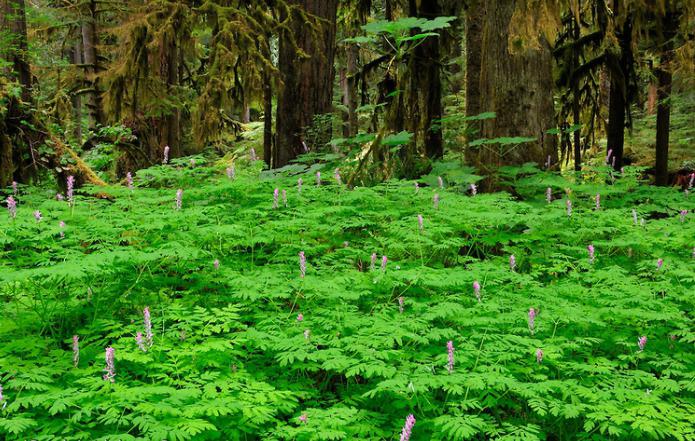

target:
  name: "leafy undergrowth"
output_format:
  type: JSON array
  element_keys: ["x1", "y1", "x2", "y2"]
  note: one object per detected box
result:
[{"x1": 0, "y1": 159, "x2": 694, "y2": 441}]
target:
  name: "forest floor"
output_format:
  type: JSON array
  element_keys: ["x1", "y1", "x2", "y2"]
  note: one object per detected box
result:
[{"x1": 0, "y1": 155, "x2": 694, "y2": 440}]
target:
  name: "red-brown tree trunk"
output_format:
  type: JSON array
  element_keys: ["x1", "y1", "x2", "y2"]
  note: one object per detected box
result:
[{"x1": 274, "y1": 0, "x2": 338, "y2": 168}]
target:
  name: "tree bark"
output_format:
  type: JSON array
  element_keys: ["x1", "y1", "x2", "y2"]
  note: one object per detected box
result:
[
  {"x1": 81, "y1": 0, "x2": 103, "y2": 129},
  {"x1": 416, "y1": 0, "x2": 443, "y2": 160},
  {"x1": 274, "y1": 0, "x2": 338, "y2": 168},
  {"x1": 263, "y1": 73, "x2": 273, "y2": 168},
  {"x1": 654, "y1": 8, "x2": 677, "y2": 186},
  {"x1": 72, "y1": 40, "x2": 84, "y2": 144},
  {"x1": 467, "y1": 0, "x2": 556, "y2": 187},
  {"x1": 464, "y1": 0, "x2": 483, "y2": 149}
]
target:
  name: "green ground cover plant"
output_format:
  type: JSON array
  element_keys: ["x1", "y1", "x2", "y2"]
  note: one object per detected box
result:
[{"x1": 0, "y1": 158, "x2": 694, "y2": 440}]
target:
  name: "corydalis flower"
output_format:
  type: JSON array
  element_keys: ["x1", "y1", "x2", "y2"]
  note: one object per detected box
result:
[
  {"x1": 473, "y1": 280, "x2": 481, "y2": 302},
  {"x1": 595, "y1": 193, "x2": 600, "y2": 210},
  {"x1": 446, "y1": 341, "x2": 455, "y2": 373},
  {"x1": 400, "y1": 414, "x2": 416, "y2": 441},
  {"x1": 299, "y1": 413, "x2": 308, "y2": 424},
  {"x1": 546, "y1": 187, "x2": 552, "y2": 203},
  {"x1": 226, "y1": 166, "x2": 235, "y2": 179},
  {"x1": 509, "y1": 254, "x2": 516, "y2": 271},
  {"x1": 398, "y1": 296, "x2": 404, "y2": 313},
  {"x1": 143, "y1": 307, "x2": 153, "y2": 348},
  {"x1": 126, "y1": 172, "x2": 134, "y2": 190},
  {"x1": 587, "y1": 244, "x2": 595, "y2": 264},
  {"x1": 103, "y1": 347, "x2": 115, "y2": 382},
  {"x1": 175, "y1": 189, "x2": 183, "y2": 210},
  {"x1": 433, "y1": 193, "x2": 440, "y2": 209},
  {"x1": 536, "y1": 348, "x2": 543, "y2": 364},
  {"x1": 316, "y1": 171, "x2": 321, "y2": 186},
  {"x1": 282, "y1": 189, "x2": 287, "y2": 207},
  {"x1": 163, "y1": 145, "x2": 170, "y2": 164},
  {"x1": 437, "y1": 176, "x2": 444, "y2": 189},
  {"x1": 56, "y1": 193, "x2": 64, "y2": 201},
  {"x1": 606, "y1": 149, "x2": 613, "y2": 164},
  {"x1": 637, "y1": 335, "x2": 647, "y2": 351},
  {"x1": 381, "y1": 255, "x2": 387, "y2": 272},
  {"x1": 6, "y1": 196, "x2": 16, "y2": 219},
  {"x1": 213, "y1": 259, "x2": 220, "y2": 270},
  {"x1": 334, "y1": 168, "x2": 342, "y2": 185},
  {"x1": 299, "y1": 251, "x2": 306, "y2": 278},
  {"x1": 566, "y1": 199, "x2": 572, "y2": 217},
  {"x1": 679, "y1": 210, "x2": 688, "y2": 223},
  {"x1": 67, "y1": 175, "x2": 75, "y2": 206},
  {"x1": 656, "y1": 258, "x2": 663, "y2": 270},
  {"x1": 136, "y1": 332, "x2": 147, "y2": 352},
  {"x1": 297, "y1": 313, "x2": 303, "y2": 322},
  {"x1": 11, "y1": 180, "x2": 17, "y2": 196},
  {"x1": 470, "y1": 183, "x2": 477, "y2": 196},
  {"x1": 33, "y1": 210, "x2": 42, "y2": 222},
  {"x1": 273, "y1": 188, "x2": 279, "y2": 209},
  {"x1": 370, "y1": 253, "x2": 377, "y2": 271},
  {"x1": 59, "y1": 221, "x2": 65, "y2": 238},
  {"x1": 528, "y1": 307, "x2": 537, "y2": 334},
  {"x1": 72, "y1": 335, "x2": 79, "y2": 368},
  {"x1": 417, "y1": 214, "x2": 424, "y2": 232},
  {"x1": 297, "y1": 178, "x2": 303, "y2": 193}
]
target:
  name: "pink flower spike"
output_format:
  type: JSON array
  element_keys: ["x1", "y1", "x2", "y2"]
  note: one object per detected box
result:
[
  {"x1": 33, "y1": 210, "x2": 42, "y2": 222},
  {"x1": 595, "y1": 193, "x2": 600, "y2": 210},
  {"x1": 417, "y1": 214, "x2": 424, "y2": 232},
  {"x1": 72, "y1": 335, "x2": 79, "y2": 368},
  {"x1": 566, "y1": 199, "x2": 572, "y2": 217},
  {"x1": 226, "y1": 166, "x2": 235, "y2": 179},
  {"x1": 282, "y1": 189, "x2": 287, "y2": 207},
  {"x1": 446, "y1": 341, "x2": 455, "y2": 373},
  {"x1": 11, "y1": 180, "x2": 17, "y2": 196},
  {"x1": 316, "y1": 171, "x2": 321, "y2": 186},
  {"x1": 587, "y1": 244, "x2": 595, "y2": 264},
  {"x1": 67, "y1": 175, "x2": 75, "y2": 205},
  {"x1": 163, "y1": 145, "x2": 170, "y2": 164},
  {"x1": 136, "y1": 332, "x2": 147, "y2": 352},
  {"x1": 536, "y1": 348, "x2": 543, "y2": 364},
  {"x1": 370, "y1": 253, "x2": 377, "y2": 271},
  {"x1": 213, "y1": 259, "x2": 220, "y2": 270},
  {"x1": 546, "y1": 187, "x2": 552, "y2": 203},
  {"x1": 400, "y1": 414, "x2": 416, "y2": 441},
  {"x1": 175, "y1": 189, "x2": 183, "y2": 210},
  {"x1": 297, "y1": 313, "x2": 303, "y2": 322},
  {"x1": 143, "y1": 307, "x2": 153, "y2": 348},
  {"x1": 473, "y1": 280, "x2": 481, "y2": 302},
  {"x1": 59, "y1": 221, "x2": 66, "y2": 238},
  {"x1": 56, "y1": 193, "x2": 64, "y2": 201},
  {"x1": 381, "y1": 255, "x2": 387, "y2": 272},
  {"x1": 6, "y1": 196, "x2": 17, "y2": 219},
  {"x1": 656, "y1": 258, "x2": 663, "y2": 270},
  {"x1": 103, "y1": 347, "x2": 115, "y2": 382},
  {"x1": 637, "y1": 335, "x2": 647, "y2": 351},
  {"x1": 334, "y1": 168, "x2": 342, "y2": 185},
  {"x1": 433, "y1": 193, "x2": 439, "y2": 209},
  {"x1": 510, "y1": 254, "x2": 516, "y2": 271},
  {"x1": 679, "y1": 210, "x2": 688, "y2": 223},
  {"x1": 273, "y1": 188, "x2": 279, "y2": 209},
  {"x1": 528, "y1": 307, "x2": 537, "y2": 334},
  {"x1": 398, "y1": 296, "x2": 404, "y2": 313},
  {"x1": 126, "y1": 172, "x2": 134, "y2": 190},
  {"x1": 299, "y1": 413, "x2": 308, "y2": 424},
  {"x1": 299, "y1": 251, "x2": 306, "y2": 278},
  {"x1": 470, "y1": 183, "x2": 477, "y2": 196}
]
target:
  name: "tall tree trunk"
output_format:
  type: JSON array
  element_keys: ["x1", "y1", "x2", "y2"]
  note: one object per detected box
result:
[
  {"x1": 81, "y1": 0, "x2": 103, "y2": 130},
  {"x1": 274, "y1": 0, "x2": 338, "y2": 168},
  {"x1": 464, "y1": 0, "x2": 483, "y2": 150},
  {"x1": 571, "y1": 14, "x2": 581, "y2": 171},
  {"x1": 605, "y1": 5, "x2": 632, "y2": 171},
  {"x1": 72, "y1": 40, "x2": 84, "y2": 144},
  {"x1": 163, "y1": 38, "x2": 181, "y2": 158},
  {"x1": 263, "y1": 73, "x2": 273, "y2": 168},
  {"x1": 467, "y1": 0, "x2": 556, "y2": 187},
  {"x1": 417, "y1": 0, "x2": 443, "y2": 160},
  {"x1": 0, "y1": 0, "x2": 33, "y2": 185},
  {"x1": 654, "y1": 8, "x2": 677, "y2": 186}
]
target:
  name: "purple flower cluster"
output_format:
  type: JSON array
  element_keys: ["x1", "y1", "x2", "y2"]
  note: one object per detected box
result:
[
  {"x1": 11, "y1": 181, "x2": 17, "y2": 196},
  {"x1": 637, "y1": 335, "x2": 647, "y2": 351},
  {"x1": 103, "y1": 347, "x2": 115, "y2": 382},
  {"x1": 546, "y1": 187, "x2": 552, "y2": 203},
  {"x1": 34, "y1": 210, "x2": 42, "y2": 222},
  {"x1": 334, "y1": 168, "x2": 342, "y2": 185},
  {"x1": 566, "y1": 199, "x2": 572, "y2": 217},
  {"x1": 297, "y1": 313, "x2": 303, "y2": 322},
  {"x1": 417, "y1": 214, "x2": 424, "y2": 232},
  {"x1": 214, "y1": 259, "x2": 220, "y2": 270},
  {"x1": 316, "y1": 171, "x2": 321, "y2": 186},
  {"x1": 433, "y1": 193, "x2": 440, "y2": 210},
  {"x1": 656, "y1": 258, "x2": 663, "y2": 270},
  {"x1": 143, "y1": 307, "x2": 153, "y2": 348},
  {"x1": 136, "y1": 332, "x2": 147, "y2": 352},
  {"x1": 446, "y1": 341, "x2": 455, "y2": 373},
  {"x1": 282, "y1": 189, "x2": 287, "y2": 207},
  {"x1": 370, "y1": 253, "x2": 377, "y2": 271},
  {"x1": 163, "y1": 145, "x2": 170, "y2": 164},
  {"x1": 473, "y1": 280, "x2": 481, "y2": 302},
  {"x1": 470, "y1": 183, "x2": 477, "y2": 196},
  {"x1": 398, "y1": 296, "x2": 404, "y2": 313},
  {"x1": 536, "y1": 348, "x2": 543, "y2": 364},
  {"x1": 595, "y1": 193, "x2": 600, "y2": 211},
  {"x1": 400, "y1": 414, "x2": 416, "y2": 441},
  {"x1": 510, "y1": 254, "x2": 516, "y2": 271},
  {"x1": 226, "y1": 166, "x2": 235, "y2": 179},
  {"x1": 273, "y1": 188, "x2": 279, "y2": 209},
  {"x1": 126, "y1": 172, "x2": 134, "y2": 191},
  {"x1": 59, "y1": 221, "x2": 65, "y2": 238},
  {"x1": 299, "y1": 413, "x2": 308, "y2": 424},
  {"x1": 381, "y1": 255, "x2": 388, "y2": 272},
  {"x1": 680, "y1": 210, "x2": 688, "y2": 223}
]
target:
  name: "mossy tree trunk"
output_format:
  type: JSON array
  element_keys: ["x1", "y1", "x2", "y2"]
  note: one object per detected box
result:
[
  {"x1": 81, "y1": 0, "x2": 103, "y2": 130},
  {"x1": 466, "y1": 0, "x2": 556, "y2": 188},
  {"x1": 274, "y1": 0, "x2": 338, "y2": 168}
]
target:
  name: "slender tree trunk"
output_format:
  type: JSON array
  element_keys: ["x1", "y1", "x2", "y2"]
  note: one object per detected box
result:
[
  {"x1": 464, "y1": 0, "x2": 483, "y2": 149},
  {"x1": 467, "y1": 0, "x2": 556, "y2": 187},
  {"x1": 72, "y1": 41, "x2": 83, "y2": 144},
  {"x1": 572, "y1": 15, "x2": 581, "y2": 171},
  {"x1": 417, "y1": 0, "x2": 443, "y2": 160},
  {"x1": 654, "y1": 9, "x2": 677, "y2": 186},
  {"x1": 275, "y1": 0, "x2": 338, "y2": 168},
  {"x1": 263, "y1": 73, "x2": 273, "y2": 168},
  {"x1": 81, "y1": 0, "x2": 103, "y2": 130}
]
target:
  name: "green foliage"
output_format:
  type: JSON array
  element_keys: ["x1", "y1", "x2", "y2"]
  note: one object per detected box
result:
[{"x1": 0, "y1": 160, "x2": 694, "y2": 440}]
